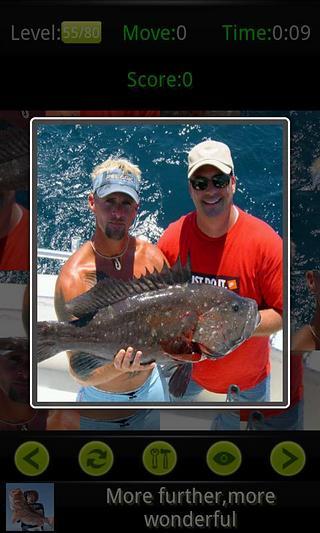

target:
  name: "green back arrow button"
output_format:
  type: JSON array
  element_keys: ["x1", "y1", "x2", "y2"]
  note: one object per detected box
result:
[{"x1": 15, "y1": 442, "x2": 50, "y2": 476}]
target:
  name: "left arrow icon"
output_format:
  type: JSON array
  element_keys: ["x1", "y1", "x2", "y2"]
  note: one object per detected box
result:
[
  {"x1": 23, "y1": 447, "x2": 40, "y2": 469},
  {"x1": 15, "y1": 442, "x2": 50, "y2": 476}
]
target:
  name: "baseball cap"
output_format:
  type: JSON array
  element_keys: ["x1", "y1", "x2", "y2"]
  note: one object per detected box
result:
[
  {"x1": 92, "y1": 168, "x2": 140, "y2": 203},
  {"x1": 188, "y1": 140, "x2": 234, "y2": 178}
]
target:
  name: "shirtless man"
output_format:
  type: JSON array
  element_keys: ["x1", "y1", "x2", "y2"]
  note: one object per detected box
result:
[{"x1": 54, "y1": 157, "x2": 168, "y2": 429}]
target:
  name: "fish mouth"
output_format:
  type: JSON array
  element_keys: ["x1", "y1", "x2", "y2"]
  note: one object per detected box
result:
[{"x1": 197, "y1": 343, "x2": 228, "y2": 359}]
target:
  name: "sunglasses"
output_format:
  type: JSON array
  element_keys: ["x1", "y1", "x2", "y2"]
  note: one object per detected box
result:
[{"x1": 190, "y1": 173, "x2": 232, "y2": 191}]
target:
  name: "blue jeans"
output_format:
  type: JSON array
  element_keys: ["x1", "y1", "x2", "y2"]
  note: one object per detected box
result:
[
  {"x1": 80, "y1": 409, "x2": 160, "y2": 430},
  {"x1": 174, "y1": 374, "x2": 270, "y2": 402},
  {"x1": 244, "y1": 400, "x2": 304, "y2": 431},
  {"x1": 211, "y1": 375, "x2": 271, "y2": 430},
  {"x1": 173, "y1": 375, "x2": 271, "y2": 430},
  {"x1": 77, "y1": 366, "x2": 170, "y2": 403}
]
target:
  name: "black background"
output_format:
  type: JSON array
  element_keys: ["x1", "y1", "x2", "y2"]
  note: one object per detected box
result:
[
  {"x1": 0, "y1": 1, "x2": 319, "y2": 108},
  {"x1": 1, "y1": 1, "x2": 320, "y2": 531},
  {"x1": 1, "y1": 432, "x2": 320, "y2": 530}
]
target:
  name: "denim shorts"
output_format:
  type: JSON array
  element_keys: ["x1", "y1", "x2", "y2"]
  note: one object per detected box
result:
[
  {"x1": 244, "y1": 400, "x2": 304, "y2": 431},
  {"x1": 76, "y1": 366, "x2": 170, "y2": 403},
  {"x1": 79, "y1": 409, "x2": 160, "y2": 430},
  {"x1": 172, "y1": 374, "x2": 271, "y2": 403},
  {"x1": 170, "y1": 375, "x2": 271, "y2": 430}
]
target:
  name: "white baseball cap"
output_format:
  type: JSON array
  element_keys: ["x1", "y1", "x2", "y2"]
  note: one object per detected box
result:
[{"x1": 188, "y1": 140, "x2": 234, "y2": 178}]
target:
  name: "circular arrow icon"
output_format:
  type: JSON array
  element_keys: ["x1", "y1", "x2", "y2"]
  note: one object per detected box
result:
[{"x1": 79, "y1": 441, "x2": 114, "y2": 476}]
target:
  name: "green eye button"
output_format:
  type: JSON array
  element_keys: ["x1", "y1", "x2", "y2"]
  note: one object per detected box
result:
[
  {"x1": 207, "y1": 442, "x2": 242, "y2": 476},
  {"x1": 213, "y1": 451, "x2": 236, "y2": 465}
]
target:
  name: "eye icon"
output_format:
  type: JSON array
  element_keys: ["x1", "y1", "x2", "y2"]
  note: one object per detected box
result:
[
  {"x1": 207, "y1": 442, "x2": 241, "y2": 475},
  {"x1": 213, "y1": 452, "x2": 235, "y2": 465}
]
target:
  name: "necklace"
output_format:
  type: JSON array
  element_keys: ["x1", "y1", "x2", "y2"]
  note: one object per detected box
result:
[
  {"x1": 0, "y1": 412, "x2": 37, "y2": 431},
  {"x1": 308, "y1": 324, "x2": 320, "y2": 345},
  {"x1": 90, "y1": 238, "x2": 130, "y2": 271}
]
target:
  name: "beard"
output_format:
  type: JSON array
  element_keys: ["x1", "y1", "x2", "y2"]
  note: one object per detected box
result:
[{"x1": 104, "y1": 224, "x2": 126, "y2": 240}]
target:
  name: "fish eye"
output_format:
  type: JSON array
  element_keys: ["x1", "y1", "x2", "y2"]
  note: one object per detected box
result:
[{"x1": 232, "y1": 303, "x2": 239, "y2": 312}]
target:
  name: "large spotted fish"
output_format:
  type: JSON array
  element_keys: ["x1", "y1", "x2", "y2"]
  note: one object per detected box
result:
[{"x1": 37, "y1": 260, "x2": 260, "y2": 396}]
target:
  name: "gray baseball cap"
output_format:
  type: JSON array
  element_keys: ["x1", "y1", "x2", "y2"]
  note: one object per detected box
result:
[{"x1": 92, "y1": 168, "x2": 140, "y2": 203}]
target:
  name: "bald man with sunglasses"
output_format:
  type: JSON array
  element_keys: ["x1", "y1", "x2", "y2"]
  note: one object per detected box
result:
[{"x1": 158, "y1": 140, "x2": 283, "y2": 428}]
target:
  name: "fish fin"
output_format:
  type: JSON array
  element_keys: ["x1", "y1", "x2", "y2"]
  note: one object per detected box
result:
[
  {"x1": 66, "y1": 255, "x2": 192, "y2": 318},
  {"x1": 37, "y1": 339, "x2": 61, "y2": 363},
  {"x1": 83, "y1": 270, "x2": 98, "y2": 289},
  {"x1": 171, "y1": 254, "x2": 192, "y2": 283},
  {"x1": 70, "y1": 314, "x2": 95, "y2": 328},
  {"x1": 69, "y1": 352, "x2": 107, "y2": 380},
  {"x1": 0, "y1": 337, "x2": 28, "y2": 353},
  {"x1": 37, "y1": 321, "x2": 67, "y2": 362},
  {"x1": 168, "y1": 363, "x2": 192, "y2": 398},
  {"x1": 0, "y1": 127, "x2": 29, "y2": 164},
  {"x1": 159, "y1": 361, "x2": 179, "y2": 378}
]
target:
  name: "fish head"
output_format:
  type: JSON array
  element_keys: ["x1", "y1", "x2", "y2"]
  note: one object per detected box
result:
[
  {"x1": 9, "y1": 489, "x2": 24, "y2": 503},
  {"x1": 193, "y1": 289, "x2": 260, "y2": 358}
]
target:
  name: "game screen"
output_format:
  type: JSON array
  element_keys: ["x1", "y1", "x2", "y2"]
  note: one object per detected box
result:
[{"x1": 0, "y1": 0, "x2": 319, "y2": 531}]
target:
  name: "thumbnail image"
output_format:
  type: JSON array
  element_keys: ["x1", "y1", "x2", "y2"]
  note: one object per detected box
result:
[
  {"x1": 6, "y1": 483, "x2": 54, "y2": 532},
  {"x1": 32, "y1": 117, "x2": 287, "y2": 415}
]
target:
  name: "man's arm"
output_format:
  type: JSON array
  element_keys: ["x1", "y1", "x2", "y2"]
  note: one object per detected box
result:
[
  {"x1": 54, "y1": 267, "x2": 155, "y2": 387},
  {"x1": 252, "y1": 309, "x2": 282, "y2": 337},
  {"x1": 291, "y1": 325, "x2": 316, "y2": 351}
]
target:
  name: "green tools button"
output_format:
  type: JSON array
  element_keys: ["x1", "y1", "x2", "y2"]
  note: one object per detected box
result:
[
  {"x1": 15, "y1": 441, "x2": 50, "y2": 476},
  {"x1": 143, "y1": 441, "x2": 177, "y2": 475},
  {"x1": 79, "y1": 441, "x2": 114, "y2": 476},
  {"x1": 207, "y1": 441, "x2": 242, "y2": 476},
  {"x1": 270, "y1": 441, "x2": 306, "y2": 476}
]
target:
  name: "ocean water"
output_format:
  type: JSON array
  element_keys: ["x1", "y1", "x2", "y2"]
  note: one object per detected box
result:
[{"x1": 36, "y1": 120, "x2": 283, "y2": 276}]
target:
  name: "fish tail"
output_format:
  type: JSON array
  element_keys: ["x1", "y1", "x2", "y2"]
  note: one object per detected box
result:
[
  {"x1": 36, "y1": 321, "x2": 67, "y2": 362},
  {"x1": 169, "y1": 363, "x2": 192, "y2": 398}
]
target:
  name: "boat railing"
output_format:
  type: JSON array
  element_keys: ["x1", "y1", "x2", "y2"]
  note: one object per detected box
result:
[{"x1": 38, "y1": 236, "x2": 81, "y2": 261}]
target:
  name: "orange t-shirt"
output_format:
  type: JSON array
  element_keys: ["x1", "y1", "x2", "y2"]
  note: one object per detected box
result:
[
  {"x1": 0, "y1": 206, "x2": 29, "y2": 271},
  {"x1": 158, "y1": 208, "x2": 283, "y2": 393}
]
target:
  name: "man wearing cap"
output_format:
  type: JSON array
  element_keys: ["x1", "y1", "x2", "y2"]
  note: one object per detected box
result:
[
  {"x1": 158, "y1": 139, "x2": 283, "y2": 428},
  {"x1": 54, "y1": 157, "x2": 169, "y2": 430}
]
